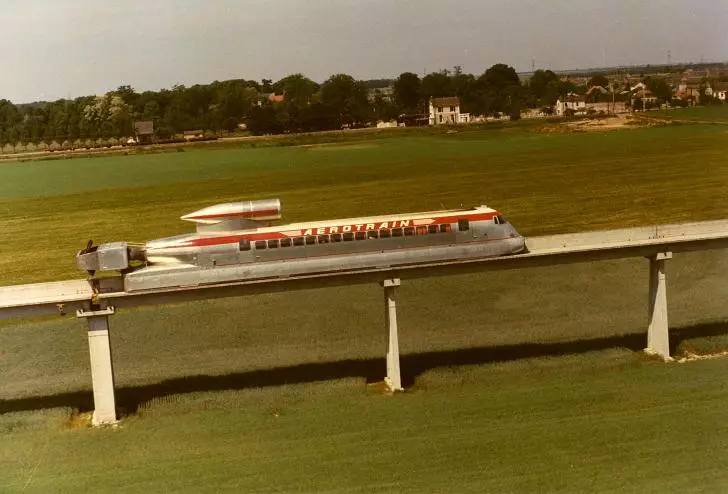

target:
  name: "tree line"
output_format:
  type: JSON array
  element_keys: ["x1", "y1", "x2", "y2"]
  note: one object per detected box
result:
[{"x1": 0, "y1": 63, "x2": 716, "y2": 148}]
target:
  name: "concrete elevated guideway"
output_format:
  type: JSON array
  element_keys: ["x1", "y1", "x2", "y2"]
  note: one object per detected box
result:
[{"x1": 3, "y1": 218, "x2": 728, "y2": 425}]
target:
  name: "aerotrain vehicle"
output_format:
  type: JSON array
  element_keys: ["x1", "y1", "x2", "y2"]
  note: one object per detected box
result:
[{"x1": 77, "y1": 198, "x2": 526, "y2": 292}]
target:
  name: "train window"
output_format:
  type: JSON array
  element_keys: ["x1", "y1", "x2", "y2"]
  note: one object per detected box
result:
[
  {"x1": 392, "y1": 228, "x2": 403, "y2": 237},
  {"x1": 416, "y1": 226, "x2": 427, "y2": 235},
  {"x1": 331, "y1": 233, "x2": 343, "y2": 242},
  {"x1": 458, "y1": 219, "x2": 470, "y2": 231},
  {"x1": 404, "y1": 227, "x2": 415, "y2": 236},
  {"x1": 305, "y1": 235, "x2": 316, "y2": 245},
  {"x1": 440, "y1": 224, "x2": 451, "y2": 233},
  {"x1": 280, "y1": 238, "x2": 292, "y2": 247},
  {"x1": 428, "y1": 225, "x2": 438, "y2": 234},
  {"x1": 497, "y1": 215, "x2": 508, "y2": 224},
  {"x1": 343, "y1": 232, "x2": 354, "y2": 241},
  {"x1": 267, "y1": 239, "x2": 279, "y2": 249},
  {"x1": 293, "y1": 237, "x2": 304, "y2": 246},
  {"x1": 318, "y1": 235, "x2": 329, "y2": 244},
  {"x1": 239, "y1": 239, "x2": 251, "y2": 251},
  {"x1": 367, "y1": 230, "x2": 379, "y2": 239},
  {"x1": 254, "y1": 240, "x2": 266, "y2": 250},
  {"x1": 355, "y1": 232, "x2": 366, "y2": 240},
  {"x1": 380, "y1": 228, "x2": 391, "y2": 238}
]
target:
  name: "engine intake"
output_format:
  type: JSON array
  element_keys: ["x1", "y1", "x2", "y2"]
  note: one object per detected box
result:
[{"x1": 181, "y1": 198, "x2": 281, "y2": 232}]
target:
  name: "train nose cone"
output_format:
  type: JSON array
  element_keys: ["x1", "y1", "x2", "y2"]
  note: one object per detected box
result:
[{"x1": 510, "y1": 229, "x2": 526, "y2": 253}]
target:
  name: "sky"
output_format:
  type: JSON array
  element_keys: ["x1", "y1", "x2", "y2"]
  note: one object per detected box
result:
[{"x1": 1, "y1": 0, "x2": 726, "y2": 103}]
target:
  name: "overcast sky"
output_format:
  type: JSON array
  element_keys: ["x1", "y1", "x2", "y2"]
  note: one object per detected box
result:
[{"x1": 1, "y1": 0, "x2": 726, "y2": 103}]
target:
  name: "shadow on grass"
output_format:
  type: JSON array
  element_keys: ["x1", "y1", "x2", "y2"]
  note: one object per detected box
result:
[{"x1": 2, "y1": 321, "x2": 728, "y2": 416}]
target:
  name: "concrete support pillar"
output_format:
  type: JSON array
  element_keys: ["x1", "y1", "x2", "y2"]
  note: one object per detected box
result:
[
  {"x1": 382, "y1": 279, "x2": 403, "y2": 391},
  {"x1": 646, "y1": 252, "x2": 672, "y2": 360},
  {"x1": 77, "y1": 305, "x2": 118, "y2": 425}
]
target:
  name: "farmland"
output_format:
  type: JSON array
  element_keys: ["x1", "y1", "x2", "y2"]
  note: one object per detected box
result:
[
  {"x1": 3, "y1": 120, "x2": 728, "y2": 491},
  {"x1": 648, "y1": 104, "x2": 728, "y2": 123}
]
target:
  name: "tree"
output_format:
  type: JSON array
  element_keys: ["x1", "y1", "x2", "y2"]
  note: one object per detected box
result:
[
  {"x1": 474, "y1": 64, "x2": 522, "y2": 117},
  {"x1": 246, "y1": 104, "x2": 285, "y2": 135},
  {"x1": 451, "y1": 72, "x2": 477, "y2": 113},
  {"x1": 529, "y1": 69, "x2": 560, "y2": 103},
  {"x1": 482, "y1": 64, "x2": 520, "y2": 94},
  {"x1": 587, "y1": 75, "x2": 609, "y2": 89},
  {"x1": 393, "y1": 72, "x2": 421, "y2": 113},
  {"x1": 372, "y1": 95, "x2": 398, "y2": 122},
  {"x1": 273, "y1": 74, "x2": 318, "y2": 104},
  {"x1": 273, "y1": 74, "x2": 319, "y2": 131},
  {"x1": 260, "y1": 79, "x2": 273, "y2": 92},
  {"x1": 643, "y1": 77, "x2": 672, "y2": 102},
  {"x1": 82, "y1": 93, "x2": 133, "y2": 138},
  {"x1": 320, "y1": 74, "x2": 370, "y2": 128},
  {"x1": 114, "y1": 85, "x2": 138, "y2": 108},
  {"x1": 421, "y1": 71, "x2": 453, "y2": 101}
]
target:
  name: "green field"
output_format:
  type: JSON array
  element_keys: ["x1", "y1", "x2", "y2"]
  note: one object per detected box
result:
[
  {"x1": 3, "y1": 121, "x2": 728, "y2": 492},
  {"x1": 3, "y1": 123, "x2": 728, "y2": 285},
  {"x1": 649, "y1": 104, "x2": 728, "y2": 123}
]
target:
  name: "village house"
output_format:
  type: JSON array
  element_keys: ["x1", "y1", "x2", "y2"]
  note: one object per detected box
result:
[
  {"x1": 555, "y1": 93, "x2": 586, "y2": 116},
  {"x1": 182, "y1": 130, "x2": 204, "y2": 141},
  {"x1": 628, "y1": 83, "x2": 659, "y2": 109},
  {"x1": 257, "y1": 92, "x2": 285, "y2": 106},
  {"x1": 676, "y1": 77, "x2": 707, "y2": 101},
  {"x1": 428, "y1": 97, "x2": 469, "y2": 124},
  {"x1": 712, "y1": 82, "x2": 728, "y2": 101},
  {"x1": 132, "y1": 121, "x2": 154, "y2": 144}
]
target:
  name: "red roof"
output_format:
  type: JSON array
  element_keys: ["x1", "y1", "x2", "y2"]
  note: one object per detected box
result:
[{"x1": 431, "y1": 97, "x2": 460, "y2": 107}]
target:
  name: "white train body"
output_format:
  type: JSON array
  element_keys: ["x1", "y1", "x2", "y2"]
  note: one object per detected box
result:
[{"x1": 77, "y1": 199, "x2": 526, "y2": 292}]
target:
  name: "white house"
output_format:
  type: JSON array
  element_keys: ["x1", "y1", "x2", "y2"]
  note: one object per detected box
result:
[
  {"x1": 429, "y1": 97, "x2": 469, "y2": 125},
  {"x1": 712, "y1": 82, "x2": 728, "y2": 101},
  {"x1": 555, "y1": 93, "x2": 586, "y2": 116}
]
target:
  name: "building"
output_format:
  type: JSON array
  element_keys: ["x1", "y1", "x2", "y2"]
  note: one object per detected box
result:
[
  {"x1": 397, "y1": 113, "x2": 429, "y2": 127},
  {"x1": 132, "y1": 121, "x2": 154, "y2": 144},
  {"x1": 257, "y1": 92, "x2": 285, "y2": 105},
  {"x1": 376, "y1": 120, "x2": 398, "y2": 128},
  {"x1": 428, "y1": 97, "x2": 469, "y2": 124},
  {"x1": 183, "y1": 130, "x2": 204, "y2": 141},
  {"x1": 628, "y1": 83, "x2": 659, "y2": 109},
  {"x1": 368, "y1": 86, "x2": 394, "y2": 102},
  {"x1": 712, "y1": 82, "x2": 728, "y2": 101},
  {"x1": 555, "y1": 93, "x2": 586, "y2": 116},
  {"x1": 676, "y1": 77, "x2": 707, "y2": 101}
]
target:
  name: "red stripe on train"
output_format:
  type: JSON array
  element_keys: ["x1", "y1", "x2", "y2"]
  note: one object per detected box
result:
[
  {"x1": 186, "y1": 208, "x2": 280, "y2": 220},
  {"x1": 167, "y1": 211, "x2": 498, "y2": 248}
]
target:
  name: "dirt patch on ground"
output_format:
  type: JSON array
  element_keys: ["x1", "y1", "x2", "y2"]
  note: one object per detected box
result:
[
  {"x1": 65, "y1": 411, "x2": 93, "y2": 429},
  {"x1": 676, "y1": 350, "x2": 728, "y2": 363},
  {"x1": 561, "y1": 114, "x2": 644, "y2": 132},
  {"x1": 299, "y1": 143, "x2": 378, "y2": 151}
]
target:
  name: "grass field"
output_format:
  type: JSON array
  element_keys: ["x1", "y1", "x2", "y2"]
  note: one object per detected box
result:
[
  {"x1": 649, "y1": 104, "x2": 728, "y2": 123},
  {"x1": 3, "y1": 121, "x2": 728, "y2": 491},
  {"x1": 3, "y1": 122, "x2": 728, "y2": 285},
  {"x1": 4, "y1": 355, "x2": 728, "y2": 492}
]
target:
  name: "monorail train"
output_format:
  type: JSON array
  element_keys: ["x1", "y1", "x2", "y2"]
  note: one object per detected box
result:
[{"x1": 77, "y1": 198, "x2": 526, "y2": 292}]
